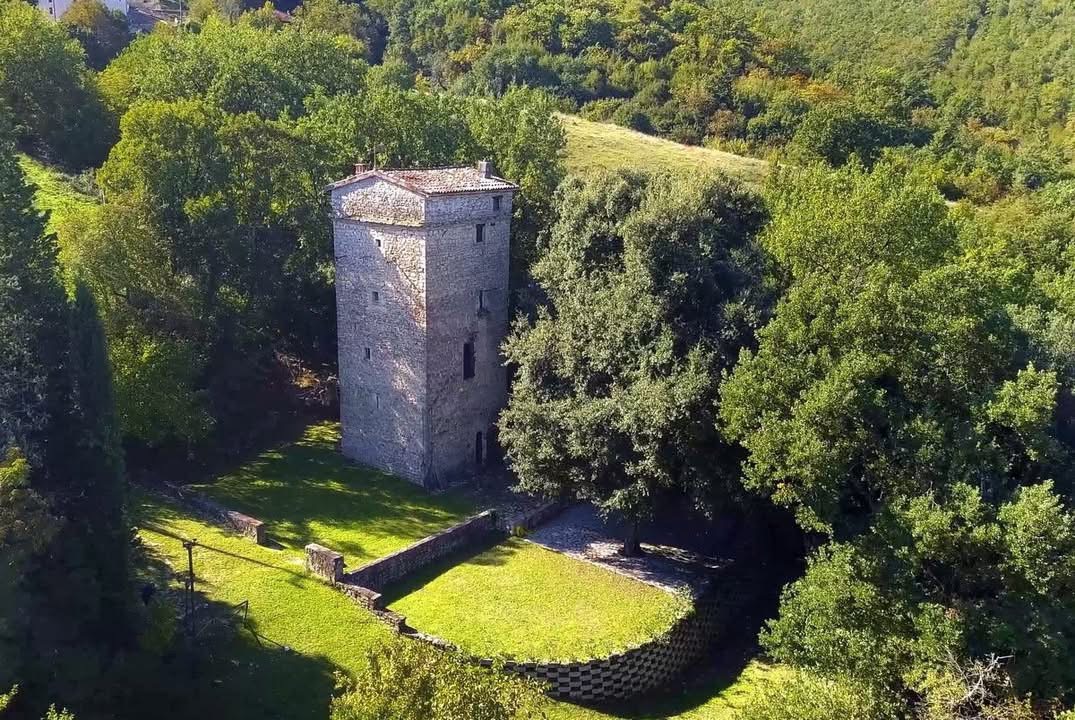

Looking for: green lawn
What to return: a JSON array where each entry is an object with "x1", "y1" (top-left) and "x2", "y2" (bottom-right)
[
  {"x1": 560, "y1": 114, "x2": 770, "y2": 185},
  {"x1": 135, "y1": 489, "x2": 395, "y2": 720},
  {"x1": 385, "y1": 537, "x2": 689, "y2": 661},
  {"x1": 133, "y1": 423, "x2": 775, "y2": 719},
  {"x1": 137, "y1": 492, "x2": 775, "y2": 720},
  {"x1": 191, "y1": 422, "x2": 476, "y2": 566}
]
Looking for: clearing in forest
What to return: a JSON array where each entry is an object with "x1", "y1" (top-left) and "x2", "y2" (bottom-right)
[{"x1": 559, "y1": 114, "x2": 770, "y2": 185}]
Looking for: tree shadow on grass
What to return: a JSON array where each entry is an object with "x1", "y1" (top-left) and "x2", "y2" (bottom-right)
[
  {"x1": 376, "y1": 533, "x2": 515, "y2": 606},
  {"x1": 563, "y1": 539, "x2": 800, "y2": 719},
  {"x1": 134, "y1": 535, "x2": 341, "y2": 720},
  {"x1": 182, "y1": 422, "x2": 477, "y2": 563}
]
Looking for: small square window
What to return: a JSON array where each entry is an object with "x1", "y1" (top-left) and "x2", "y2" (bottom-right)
[
  {"x1": 364, "y1": 347, "x2": 371, "y2": 361},
  {"x1": 375, "y1": 237, "x2": 382, "y2": 248},
  {"x1": 371, "y1": 290, "x2": 380, "y2": 304},
  {"x1": 475, "y1": 223, "x2": 485, "y2": 243},
  {"x1": 493, "y1": 195, "x2": 502, "y2": 211},
  {"x1": 463, "y1": 341, "x2": 475, "y2": 379}
]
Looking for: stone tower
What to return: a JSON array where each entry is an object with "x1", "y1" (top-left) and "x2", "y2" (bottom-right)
[{"x1": 328, "y1": 161, "x2": 518, "y2": 488}]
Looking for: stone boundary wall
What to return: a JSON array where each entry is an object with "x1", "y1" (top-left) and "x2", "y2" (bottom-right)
[
  {"x1": 343, "y1": 510, "x2": 498, "y2": 591},
  {"x1": 161, "y1": 483, "x2": 268, "y2": 546},
  {"x1": 503, "y1": 500, "x2": 566, "y2": 534},
  {"x1": 470, "y1": 591, "x2": 723, "y2": 701},
  {"x1": 304, "y1": 501, "x2": 726, "y2": 702}
]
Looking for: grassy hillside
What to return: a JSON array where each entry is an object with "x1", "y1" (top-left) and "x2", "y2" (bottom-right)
[{"x1": 560, "y1": 114, "x2": 770, "y2": 185}]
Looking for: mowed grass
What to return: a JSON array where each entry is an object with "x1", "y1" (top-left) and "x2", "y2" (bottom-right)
[
  {"x1": 560, "y1": 114, "x2": 770, "y2": 185},
  {"x1": 132, "y1": 420, "x2": 779, "y2": 719},
  {"x1": 386, "y1": 537, "x2": 689, "y2": 661},
  {"x1": 191, "y1": 422, "x2": 476, "y2": 565},
  {"x1": 135, "y1": 489, "x2": 395, "y2": 720},
  {"x1": 136, "y1": 490, "x2": 775, "y2": 720}
]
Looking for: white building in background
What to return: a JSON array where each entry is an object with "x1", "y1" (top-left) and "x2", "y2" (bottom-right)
[{"x1": 40, "y1": 0, "x2": 129, "y2": 20}]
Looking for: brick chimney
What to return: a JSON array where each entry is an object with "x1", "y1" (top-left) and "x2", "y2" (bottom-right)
[
  {"x1": 477, "y1": 160, "x2": 494, "y2": 178},
  {"x1": 354, "y1": 162, "x2": 371, "y2": 175}
]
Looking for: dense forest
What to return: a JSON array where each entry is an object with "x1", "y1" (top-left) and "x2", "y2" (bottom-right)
[
  {"x1": 338, "y1": 0, "x2": 1074, "y2": 201},
  {"x1": 1, "y1": 0, "x2": 1074, "y2": 718}
]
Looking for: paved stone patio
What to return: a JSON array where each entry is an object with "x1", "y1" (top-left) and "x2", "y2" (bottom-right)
[{"x1": 525, "y1": 504, "x2": 722, "y2": 598}]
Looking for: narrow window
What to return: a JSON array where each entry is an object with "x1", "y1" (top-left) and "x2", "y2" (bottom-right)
[
  {"x1": 478, "y1": 290, "x2": 486, "y2": 311},
  {"x1": 492, "y1": 195, "x2": 502, "y2": 212},
  {"x1": 475, "y1": 432, "x2": 484, "y2": 465},
  {"x1": 371, "y1": 290, "x2": 380, "y2": 304},
  {"x1": 375, "y1": 237, "x2": 382, "y2": 248},
  {"x1": 463, "y1": 341, "x2": 475, "y2": 379},
  {"x1": 364, "y1": 347, "x2": 372, "y2": 361},
  {"x1": 475, "y1": 223, "x2": 485, "y2": 243}
]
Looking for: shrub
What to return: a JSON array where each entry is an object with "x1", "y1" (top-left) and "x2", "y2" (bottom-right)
[
  {"x1": 735, "y1": 668, "x2": 897, "y2": 720},
  {"x1": 330, "y1": 640, "x2": 545, "y2": 720}
]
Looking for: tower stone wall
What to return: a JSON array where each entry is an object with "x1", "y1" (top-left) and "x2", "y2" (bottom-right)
[{"x1": 329, "y1": 165, "x2": 516, "y2": 487}]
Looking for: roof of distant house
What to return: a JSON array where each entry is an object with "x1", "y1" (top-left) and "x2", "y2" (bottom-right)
[{"x1": 326, "y1": 162, "x2": 518, "y2": 196}]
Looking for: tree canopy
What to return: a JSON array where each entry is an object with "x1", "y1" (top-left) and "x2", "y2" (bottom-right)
[{"x1": 500, "y1": 169, "x2": 770, "y2": 550}]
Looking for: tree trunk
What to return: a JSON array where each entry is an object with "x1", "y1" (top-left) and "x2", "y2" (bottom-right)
[{"x1": 622, "y1": 518, "x2": 642, "y2": 557}]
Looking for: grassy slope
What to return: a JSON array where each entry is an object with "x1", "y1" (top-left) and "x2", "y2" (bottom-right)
[
  {"x1": 560, "y1": 114, "x2": 770, "y2": 185},
  {"x1": 18, "y1": 155, "x2": 97, "y2": 235},
  {"x1": 135, "y1": 423, "x2": 777, "y2": 719},
  {"x1": 136, "y1": 490, "x2": 394, "y2": 720},
  {"x1": 138, "y1": 492, "x2": 774, "y2": 720},
  {"x1": 386, "y1": 537, "x2": 688, "y2": 661},
  {"x1": 192, "y1": 423, "x2": 476, "y2": 565}
]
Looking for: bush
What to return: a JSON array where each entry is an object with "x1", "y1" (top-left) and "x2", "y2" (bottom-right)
[
  {"x1": 611, "y1": 103, "x2": 652, "y2": 133},
  {"x1": 735, "y1": 668, "x2": 897, "y2": 720},
  {"x1": 330, "y1": 640, "x2": 545, "y2": 720}
]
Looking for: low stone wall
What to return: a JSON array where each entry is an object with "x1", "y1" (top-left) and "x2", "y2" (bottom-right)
[
  {"x1": 226, "y1": 511, "x2": 266, "y2": 545},
  {"x1": 473, "y1": 591, "x2": 723, "y2": 701},
  {"x1": 305, "y1": 543, "x2": 344, "y2": 582},
  {"x1": 305, "y1": 501, "x2": 728, "y2": 702},
  {"x1": 504, "y1": 500, "x2": 566, "y2": 534},
  {"x1": 343, "y1": 510, "x2": 498, "y2": 591},
  {"x1": 162, "y1": 483, "x2": 269, "y2": 546}
]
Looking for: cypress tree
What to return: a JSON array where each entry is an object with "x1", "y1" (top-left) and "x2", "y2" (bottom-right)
[
  {"x1": 0, "y1": 111, "x2": 69, "y2": 465},
  {"x1": 1, "y1": 113, "x2": 133, "y2": 710},
  {"x1": 62, "y1": 282, "x2": 131, "y2": 639}
]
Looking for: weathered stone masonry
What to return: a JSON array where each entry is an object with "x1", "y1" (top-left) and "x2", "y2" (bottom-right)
[{"x1": 328, "y1": 163, "x2": 517, "y2": 488}]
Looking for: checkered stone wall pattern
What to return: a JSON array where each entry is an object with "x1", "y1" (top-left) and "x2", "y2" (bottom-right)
[{"x1": 465, "y1": 589, "x2": 726, "y2": 702}]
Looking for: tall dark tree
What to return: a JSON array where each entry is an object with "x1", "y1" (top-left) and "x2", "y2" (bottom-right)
[
  {"x1": 0, "y1": 116, "x2": 132, "y2": 715},
  {"x1": 499, "y1": 169, "x2": 770, "y2": 553}
]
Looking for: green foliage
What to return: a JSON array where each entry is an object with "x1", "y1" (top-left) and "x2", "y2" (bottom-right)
[
  {"x1": 291, "y1": 0, "x2": 381, "y2": 56},
  {"x1": 364, "y1": 0, "x2": 1073, "y2": 198},
  {"x1": 720, "y1": 161, "x2": 1036, "y2": 534},
  {"x1": 0, "y1": 0, "x2": 114, "y2": 169},
  {"x1": 734, "y1": 668, "x2": 897, "y2": 720},
  {"x1": 61, "y1": 0, "x2": 132, "y2": 71},
  {"x1": 99, "y1": 18, "x2": 368, "y2": 119},
  {"x1": 0, "y1": 686, "x2": 13, "y2": 713},
  {"x1": 0, "y1": 450, "x2": 57, "y2": 570},
  {"x1": 720, "y1": 160, "x2": 1075, "y2": 710},
  {"x1": 329, "y1": 640, "x2": 545, "y2": 720},
  {"x1": 500, "y1": 169, "x2": 769, "y2": 545}
]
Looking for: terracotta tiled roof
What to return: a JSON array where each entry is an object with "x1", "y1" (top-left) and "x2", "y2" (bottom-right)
[{"x1": 326, "y1": 165, "x2": 518, "y2": 196}]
